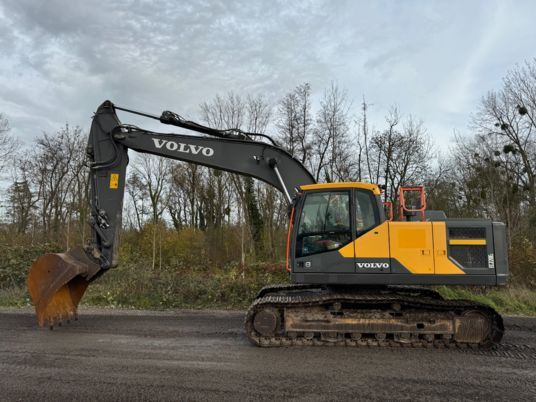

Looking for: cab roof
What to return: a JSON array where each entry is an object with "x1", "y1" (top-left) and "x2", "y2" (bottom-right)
[{"x1": 299, "y1": 182, "x2": 381, "y2": 195}]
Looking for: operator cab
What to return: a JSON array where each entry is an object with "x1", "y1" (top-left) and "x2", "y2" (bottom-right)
[{"x1": 291, "y1": 183, "x2": 384, "y2": 275}]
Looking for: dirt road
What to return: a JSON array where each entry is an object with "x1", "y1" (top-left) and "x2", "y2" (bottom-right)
[{"x1": 0, "y1": 308, "x2": 535, "y2": 401}]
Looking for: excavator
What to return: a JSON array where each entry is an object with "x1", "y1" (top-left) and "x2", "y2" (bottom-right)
[{"x1": 27, "y1": 100, "x2": 507, "y2": 348}]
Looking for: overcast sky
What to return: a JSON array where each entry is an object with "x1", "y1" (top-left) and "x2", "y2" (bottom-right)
[{"x1": 1, "y1": 0, "x2": 535, "y2": 150}]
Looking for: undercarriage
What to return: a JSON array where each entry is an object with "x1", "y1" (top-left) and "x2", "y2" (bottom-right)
[{"x1": 245, "y1": 284, "x2": 504, "y2": 348}]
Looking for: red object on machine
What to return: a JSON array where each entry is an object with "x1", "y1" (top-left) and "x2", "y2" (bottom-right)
[
  {"x1": 399, "y1": 186, "x2": 426, "y2": 221},
  {"x1": 383, "y1": 201, "x2": 393, "y2": 221}
]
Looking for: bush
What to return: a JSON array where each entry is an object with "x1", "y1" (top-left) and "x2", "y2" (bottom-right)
[
  {"x1": 120, "y1": 225, "x2": 248, "y2": 269},
  {"x1": 83, "y1": 259, "x2": 290, "y2": 309},
  {"x1": 509, "y1": 236, "x2": 536, "y2": 288},
  {"x1": 0, "y1": 243, "x2": 61, "y2": 289}
]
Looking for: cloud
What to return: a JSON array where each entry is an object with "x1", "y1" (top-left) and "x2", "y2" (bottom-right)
[{"x1": 0, "y1": 0, "x2": 535, "y2": 151}]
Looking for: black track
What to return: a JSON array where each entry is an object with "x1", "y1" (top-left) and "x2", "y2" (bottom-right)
[{"x1": 245, "y1": 284, "x2": 504, "y2": 348}]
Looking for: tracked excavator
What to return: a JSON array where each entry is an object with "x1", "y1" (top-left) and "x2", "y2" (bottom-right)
[{"x1": 28, "y1": 101, "x2": 507, "y2": 348}]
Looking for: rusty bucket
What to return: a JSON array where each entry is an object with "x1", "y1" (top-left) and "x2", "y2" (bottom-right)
[{"x1": 27, "y1": 247, "x2": 100, "y2": 328}]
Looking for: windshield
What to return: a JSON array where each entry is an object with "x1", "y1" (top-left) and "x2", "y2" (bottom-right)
[{"x1": 296, "y1": 191, "x2": 351, "y2": 257}]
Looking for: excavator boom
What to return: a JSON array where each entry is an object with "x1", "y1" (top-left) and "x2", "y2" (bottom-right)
[{"x1": 28, "y1": 100, "x2": 315, "y2": 327}]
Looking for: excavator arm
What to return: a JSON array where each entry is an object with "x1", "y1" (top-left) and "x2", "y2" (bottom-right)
[{"x1": 28, "y1": 100, "x2": 315, "y2": 327}]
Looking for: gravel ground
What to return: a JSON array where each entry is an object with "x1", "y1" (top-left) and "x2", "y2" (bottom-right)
[{"x1": 0, "y1": 308, "x2": 535, "y2": 401}]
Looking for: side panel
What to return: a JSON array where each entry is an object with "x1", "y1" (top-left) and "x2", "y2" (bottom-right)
[
  {"x1": 432, "y1": 222, "x2": 465, "y2": 275},
  {"x1": 353, "y1": 222, "x2": 391, "y2": 273},
  {"x1": 389, "y1": 222, "x2": 434, "y2": 274},
  {"x1": 445, "y1": 220, "x2": 495, "y2": 275}
]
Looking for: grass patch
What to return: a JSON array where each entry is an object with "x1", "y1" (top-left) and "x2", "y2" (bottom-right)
[
  {"x1": 0, "y1": 287, "x2": 31, "y2": 307},
  {"x1": 436, "y1": 286, "x2": 536, "y2": 316}
]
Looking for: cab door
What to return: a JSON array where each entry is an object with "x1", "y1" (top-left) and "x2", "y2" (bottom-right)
[
  {"x1": 293, "y1": 190, "x2": 355, "y2": 273},
  {"x1": 353, "y1": 189, "x2": 391, "y2": 273}
]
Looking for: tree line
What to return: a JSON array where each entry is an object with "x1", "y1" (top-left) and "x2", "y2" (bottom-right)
[{"x1": 2, "y1": 60, "x2": 536, "y2": 286}]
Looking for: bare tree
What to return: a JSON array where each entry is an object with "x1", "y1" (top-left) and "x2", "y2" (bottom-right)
[
  {"x1": 360, "y1": 97, "x2": 374, "y2": 182},
  {"x1": 366, "y1": 106, "x2": 401, "y2": 193},
  {"x1": 24, "y1": 125, "x2": 87, "y2": 243},
  {"x1": 3, "y1": 124, "x2": 89, "y2": 249},
  {"x1": 129, "y1": 154, "x2": 171, "y2": 269},
  {"x1": 0, "y1": 114, "x2": 17, "y2": 174},
  {"x1": 200, "y1": 92, "x2": 245, "y2": 130},
  {"x1": 126, "y1": 170, "x2": 150, "y2": 231},
  {"x1": 391, "y1": 117, "x2": 431, "y2": 194},
  {"x1": 313, "y1": 82, "x2": 353, "y2": 182},
  {"x1": 199, "y1": 92, "x2": 273, "y2": 258},
  {"x1": 381, "y1": 106, "x2": 400, "y2": 201},
  {"x1": 364, "y1": 112, "x2": 432, "y2": 208},
  {"x1": 7, "y1": 176, "x2": 37, "y2": 234},
  {"x1": 166, "y1": 163, "x2": 188, "y2": 230},
  {"x1": 474, "y1": 91, "x2": 535, "y2": 207},
  {"x1": 276, "y1": 83, "x2": 313, "y2": 165},
  {"x1": 467, "y1": 59, "x2": 536, "y2": 240},
  {"x1": 131, "y1": 155, "x2": 171, "y2": 224}
]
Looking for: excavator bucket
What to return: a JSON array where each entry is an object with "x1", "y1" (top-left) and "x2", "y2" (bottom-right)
[{"x1": 27, "y1": 247, "x2": 100, "y2": 328}]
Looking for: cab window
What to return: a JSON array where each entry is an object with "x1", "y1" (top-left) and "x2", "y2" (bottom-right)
[
  {"x1": 355, "y1": 189, "x2": 379, "y2": 236},
  {"x1": 296, "y1": 191, "x2": 351, "y2": 257}
]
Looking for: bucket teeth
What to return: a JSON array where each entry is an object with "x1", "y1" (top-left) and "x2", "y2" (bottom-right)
[{"x1": 27, "y1": 246, "x2": 100, "y2": 327}]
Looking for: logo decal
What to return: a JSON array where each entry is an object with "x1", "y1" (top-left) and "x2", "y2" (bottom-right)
[
  {"x1": 488, "y1": 254, "x2": 495, "y2": 269},
  {"x1": 356, "y1": 262, "x2": 389, "y2": 269},
  {"x1": 152, "y1": 138, "x2": 214, "y2": 157}
]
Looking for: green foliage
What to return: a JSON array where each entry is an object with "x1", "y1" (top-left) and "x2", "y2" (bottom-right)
[
  {"x1": 77, "y1": 225, "x2": 289, "y2": 309},
  {"x1": 0, "y1": 223, "x2": 535, "y2": 315},
  {"x1": 0, "y1": 287, "x2": 30, "y2": 307},
  {"x1": 83, "y1": 259, "x2": 289, "y2": 309},
  {"x1": 508, "y1": 236, "x2": 536, "y2": 288},
  {"x1": 120, "y1": 225, "x2": 248, "y2": 269},
  {"x1": 0, "y1": 242, "x2": 61, "y2": 289},
  {"x1": 437, "y1": 286, "x2": 536, "y2": 316},
  {"x1": 0, "y1": 217, "x2": 535, "y2": 315}
]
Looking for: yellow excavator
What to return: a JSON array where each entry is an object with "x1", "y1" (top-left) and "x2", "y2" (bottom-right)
[{"x1": 28, "y1": 101, "x2": 507, "y2": 348}]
